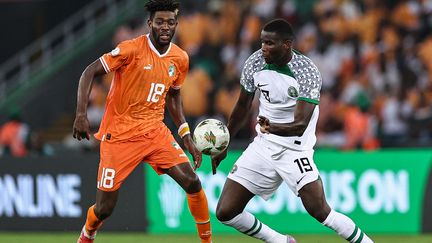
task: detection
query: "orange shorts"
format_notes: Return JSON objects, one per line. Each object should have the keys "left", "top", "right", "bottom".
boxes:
{"left": 97, "top": 125, "right": 190, "bottom": 191}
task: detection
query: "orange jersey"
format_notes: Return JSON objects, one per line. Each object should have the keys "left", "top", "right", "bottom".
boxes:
{"left": 95, "top": 34, "right": 189, "bottom": 142}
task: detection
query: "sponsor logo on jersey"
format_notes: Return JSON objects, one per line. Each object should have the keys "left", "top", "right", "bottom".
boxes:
{"left": 144, "top": 64, "right": 152, "bottom": 70}
{"left": 288, "top": 86, "right": 299, "bottom": 98}
{"left": 110, "top": 47, "right": 120, "bottom": 56}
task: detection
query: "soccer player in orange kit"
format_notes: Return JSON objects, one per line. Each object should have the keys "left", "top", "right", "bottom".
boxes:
{"left": 73, "top": 1, "right": 212, "bottom": 242}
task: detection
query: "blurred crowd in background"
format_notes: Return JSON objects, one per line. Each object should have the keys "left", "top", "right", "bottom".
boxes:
{"left": 0, "top": 107, "right": 54, "bottom": 157}
{"left": 86, "top": 0, "right": 432, "bottom": 151}
{"left": 2, "top": 0, "right": 432, "bottom": 156}
{"left": 86, "top": 0, "right": 432, "bottom": 150}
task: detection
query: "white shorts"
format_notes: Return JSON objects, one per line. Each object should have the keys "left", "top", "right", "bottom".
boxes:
{"left": 227, "top": 136, "right": 319, "bottom": 200}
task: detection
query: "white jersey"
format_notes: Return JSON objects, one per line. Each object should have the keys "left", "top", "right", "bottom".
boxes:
{"left": 240, "top": 49, "right": 322, "bottom": 151}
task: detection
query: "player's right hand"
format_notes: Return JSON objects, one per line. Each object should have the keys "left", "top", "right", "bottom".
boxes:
{"left": 211, "top": 149, "right": 228, "bottom": 175}
{"left": 72, "top": 115, "right": 90, "bottom": 141}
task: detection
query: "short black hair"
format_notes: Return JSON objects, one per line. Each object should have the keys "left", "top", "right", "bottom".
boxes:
{"left": 263, "top": 19, "right": 295, "bottom": 41}
{"left": 145, "top": 0, "right": 180, "bottom": 20}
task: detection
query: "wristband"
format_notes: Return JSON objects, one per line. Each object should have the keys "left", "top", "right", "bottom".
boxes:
{"left": 178, "top": 122, "right": 191, "bottom": 138}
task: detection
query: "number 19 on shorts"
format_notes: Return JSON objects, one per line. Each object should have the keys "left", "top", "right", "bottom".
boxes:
{"left": 98, "top": 168, "right": 116, "bottom": 189}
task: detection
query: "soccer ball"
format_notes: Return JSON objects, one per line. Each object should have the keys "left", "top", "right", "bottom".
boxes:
{"left": 193, "top": 118, "right": 230, "bottom": 155}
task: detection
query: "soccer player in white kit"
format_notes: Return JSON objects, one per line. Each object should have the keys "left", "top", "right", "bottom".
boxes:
{"left": 212, "top": 19, "right": 374, "bottom": 243}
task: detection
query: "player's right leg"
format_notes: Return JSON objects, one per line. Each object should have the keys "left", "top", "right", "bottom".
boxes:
{"left": 216, "top": 137, "right": 295, "bottom": 243}
{"left": 216, "top": 179, "right": 294, "bottom": 243}
{"left": 78, "top": 190, "right": 119, "bottom": 243}
{"left": 78, "top": 139, "right": 144, "bottom": 243}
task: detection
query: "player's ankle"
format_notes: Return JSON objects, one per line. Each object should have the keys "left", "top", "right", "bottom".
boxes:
{"left": 83, "top": 226, "right": 97, "bottom": 239}
{"left": 199, "top": 232, "right": 211, "bottom": 242}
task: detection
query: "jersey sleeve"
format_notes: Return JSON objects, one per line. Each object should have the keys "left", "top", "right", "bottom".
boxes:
{"left": 171, "top": 51, "right": 189, "bottom": 89}
{"left": 240, "top": 50, "right": 266, "bottom": 93}
{"left": 99, "top": 40, "right": 136, "bottom": 73}
{"left": 297, "top": 58, "right": 322, "bottom": 105}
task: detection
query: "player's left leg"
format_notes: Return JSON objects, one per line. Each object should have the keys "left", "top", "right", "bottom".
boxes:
{"left": 166, "top": 163, "right": 211, "bottom": 243}
{"left": 299, "top": 178, "right": 374, "bottom": 243}
{"left": 147, "top": 125, "right": 211, "bottom": 242}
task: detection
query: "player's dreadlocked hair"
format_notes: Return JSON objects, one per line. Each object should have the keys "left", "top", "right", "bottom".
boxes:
{"left": 145, "top": 0, "right": 180, "bottom": 20}
{"left": 263, "top": 19, "right": 295, "bottom": 41}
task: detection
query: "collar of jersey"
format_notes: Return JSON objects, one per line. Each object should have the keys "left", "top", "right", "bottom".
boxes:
{"left": 146, "top": 34, "right": 172, "bottom": 57}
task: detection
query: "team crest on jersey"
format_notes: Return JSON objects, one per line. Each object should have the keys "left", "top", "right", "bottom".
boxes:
{"left": 110, "top": 47, "right": 120, "bottom": 56}
{"left": 288, "top": 86, "right": 299, "bottom": 98}
{"left": 168, "top": 64, "right": 176, "bottom": 77}
{"left": 172, "top": 141, "right": 181, "bottom": 150}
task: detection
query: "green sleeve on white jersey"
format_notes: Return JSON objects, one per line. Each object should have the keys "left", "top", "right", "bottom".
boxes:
{"left": 240, "top": 50, "right": 266, "bottom": 93}
{"left": 288, "top": 51, "right": 322, "bottom": 104}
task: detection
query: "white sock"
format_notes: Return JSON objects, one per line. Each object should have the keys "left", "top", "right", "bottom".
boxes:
{"left": 221, "top": 211, "right": 286, "bottom": 243}
{"left": 322, "top": 210, "right": 373, "bottom": 243}
{"left": 82, "top": 225, "right": 96, "bottom": 239}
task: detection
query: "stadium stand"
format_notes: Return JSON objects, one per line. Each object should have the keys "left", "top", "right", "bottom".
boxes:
{"left": 0, "top": 0, "right": 431, "bottom": 156}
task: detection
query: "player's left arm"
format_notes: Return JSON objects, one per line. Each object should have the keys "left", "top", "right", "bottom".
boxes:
{"left": 259, "top": 57, "right": 321, "bottom": 137}
{"left": 166, "top": 88, "right": 202, "bottom": 169}
{"left": 258, "top": 101, "right": 316, "bottom": 136}
{"left": 166, "top": 50, "right": 203, "bottom": 168}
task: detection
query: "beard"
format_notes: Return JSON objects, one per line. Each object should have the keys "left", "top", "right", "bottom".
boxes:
{"left": 152, "top": 28, "right": 172, "bottom": 46}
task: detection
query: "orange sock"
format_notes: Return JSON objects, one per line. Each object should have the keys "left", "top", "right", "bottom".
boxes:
{"left": 84, "top": 205, "right": 103, "bottom": 237}
{"left": 186, "top": 189, "right": 212, "bottom": 243}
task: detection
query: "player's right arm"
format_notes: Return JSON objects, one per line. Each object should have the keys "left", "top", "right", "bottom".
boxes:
{"left": 226, "top": 89, "right": 256, "bottom": 142}
{"left": 211, "top": 88, "right": 255, "bottom": 174}
{"left": 73, "top": 60, "right": 106, "bottom": 141}
{"left": 73, "top": 40, "right": 135, "bottom": 140}
{"left": 211, "top": 50, "right": 263, "bottom": 174}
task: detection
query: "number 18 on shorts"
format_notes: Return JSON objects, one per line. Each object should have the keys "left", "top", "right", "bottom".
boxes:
{"left": 98, "top": 167, "right": 116, "bottom": 190}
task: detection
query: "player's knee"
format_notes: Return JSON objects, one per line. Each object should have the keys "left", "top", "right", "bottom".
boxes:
{"left": 308, "top": 206, "right": 330, "bottom": 223}
{"left": 215, "top": 203, "right": 235, "bottom": 222}
{"left": 183, "top": 174, "right": 202, "bottom": 194}
{"left": 94, "top": 201, "right": 116, "bottom": 220}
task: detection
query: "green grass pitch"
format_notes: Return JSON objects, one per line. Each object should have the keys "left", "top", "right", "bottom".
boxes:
{"left": 0, "top": 233, "right": 431, "bottom": 243}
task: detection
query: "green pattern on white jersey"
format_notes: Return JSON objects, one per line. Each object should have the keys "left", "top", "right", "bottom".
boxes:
{"left": 240, "top": 49, "right": 322, "bottom": 150}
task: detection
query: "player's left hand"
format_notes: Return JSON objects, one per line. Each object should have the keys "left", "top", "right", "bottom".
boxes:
{"left": 258, "top": 115, "right": 270, "bottom": 134}
{"left": 183, "top": 135, "right": 202, "bottom": 170}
